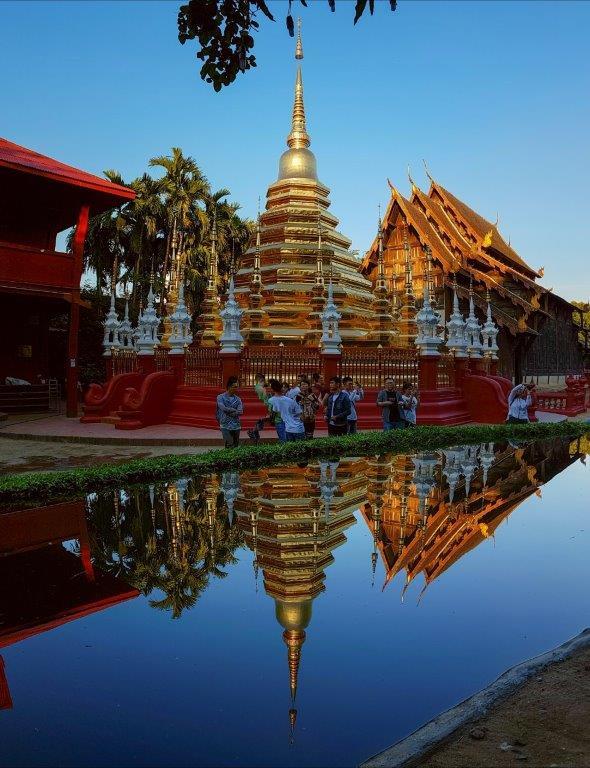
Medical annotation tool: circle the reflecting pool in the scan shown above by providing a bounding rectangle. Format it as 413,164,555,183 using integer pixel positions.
1,436,589,767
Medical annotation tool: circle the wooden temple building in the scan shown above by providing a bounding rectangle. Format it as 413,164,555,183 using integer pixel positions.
361,176,585,381
0,138,134,416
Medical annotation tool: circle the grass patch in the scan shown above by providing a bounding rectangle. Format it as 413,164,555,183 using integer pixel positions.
0,421,587,505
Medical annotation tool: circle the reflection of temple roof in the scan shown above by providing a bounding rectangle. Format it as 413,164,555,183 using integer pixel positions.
362,438,580,594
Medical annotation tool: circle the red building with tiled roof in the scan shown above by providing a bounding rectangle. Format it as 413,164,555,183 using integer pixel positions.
0,138,135,415
362,176,584,380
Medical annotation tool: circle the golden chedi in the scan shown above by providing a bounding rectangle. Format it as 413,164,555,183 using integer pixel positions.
235,21,383,345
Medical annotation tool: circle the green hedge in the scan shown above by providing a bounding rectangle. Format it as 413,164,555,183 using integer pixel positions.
0,421,587,505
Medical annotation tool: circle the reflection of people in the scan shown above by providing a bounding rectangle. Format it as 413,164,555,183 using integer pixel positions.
376,378,403,430
400,382,419,427
216,377,243,448
507,382,534,424
268,379,306,441
324,376,351,437
342,376,364,435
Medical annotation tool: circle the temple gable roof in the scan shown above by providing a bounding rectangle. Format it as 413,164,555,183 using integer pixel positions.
428,182,539,278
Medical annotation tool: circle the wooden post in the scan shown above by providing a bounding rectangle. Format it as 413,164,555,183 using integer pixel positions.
66,205,89,417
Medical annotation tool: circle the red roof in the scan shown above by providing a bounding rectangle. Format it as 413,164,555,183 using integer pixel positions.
0,137,135,202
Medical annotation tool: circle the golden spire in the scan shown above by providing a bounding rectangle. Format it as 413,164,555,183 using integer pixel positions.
283,628,306,702
287,20,309,150
251,199,262,293
207,209,217,291
376,206,387,292
295,17,303,60
278,17,317,181
287,70,310,150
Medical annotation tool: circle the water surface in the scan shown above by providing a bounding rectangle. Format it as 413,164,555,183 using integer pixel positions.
1,436,588,767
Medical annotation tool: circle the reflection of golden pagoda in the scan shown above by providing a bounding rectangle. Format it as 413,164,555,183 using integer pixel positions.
362,438,581,595
234,22,385,345
234,459,365,734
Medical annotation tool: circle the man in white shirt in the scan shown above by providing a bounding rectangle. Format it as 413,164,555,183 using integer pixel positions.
268,379,306,441
507,383,535,423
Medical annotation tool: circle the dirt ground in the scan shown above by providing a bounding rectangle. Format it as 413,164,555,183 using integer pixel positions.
421,645,590,768
0,437,209,475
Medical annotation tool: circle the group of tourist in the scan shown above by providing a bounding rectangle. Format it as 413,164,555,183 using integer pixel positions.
216,374,536,448
215,372,420,448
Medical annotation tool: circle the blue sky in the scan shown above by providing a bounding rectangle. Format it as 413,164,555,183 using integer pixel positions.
1,0,589,300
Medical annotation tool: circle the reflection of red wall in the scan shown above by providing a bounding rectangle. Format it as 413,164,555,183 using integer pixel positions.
0,657,12,710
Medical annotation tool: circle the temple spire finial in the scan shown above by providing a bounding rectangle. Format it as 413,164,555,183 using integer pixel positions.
295,17,303,60
287,19,310,150
422,159,435,183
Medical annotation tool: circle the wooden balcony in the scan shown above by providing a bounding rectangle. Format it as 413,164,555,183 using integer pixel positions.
0,240,78,297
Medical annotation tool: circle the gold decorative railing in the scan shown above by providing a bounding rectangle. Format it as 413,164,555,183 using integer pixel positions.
111,348,138,375
436,354,456,388
184,347,223,386
339,348,419,388
240,346,322,387
154,348,171,372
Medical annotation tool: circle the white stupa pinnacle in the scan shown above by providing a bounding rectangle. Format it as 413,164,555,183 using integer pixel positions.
136,277,161,354
464,281,483,358
103,282,121,355
168,279,193,353
460,444,479,497
479,442,496,486
320,279,342,354
118,293,133,348
220,276,244,353
481,290,499,360
445,277,468,358
415,270,443,356
220,471,240,526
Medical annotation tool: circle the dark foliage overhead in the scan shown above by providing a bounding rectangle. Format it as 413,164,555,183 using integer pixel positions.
178,0,397,91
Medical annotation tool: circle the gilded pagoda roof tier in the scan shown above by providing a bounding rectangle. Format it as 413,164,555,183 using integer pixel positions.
235,170,382,343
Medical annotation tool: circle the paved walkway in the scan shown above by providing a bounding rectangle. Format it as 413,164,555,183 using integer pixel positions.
0,414,329,475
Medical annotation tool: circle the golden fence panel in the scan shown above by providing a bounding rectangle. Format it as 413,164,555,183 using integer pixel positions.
436,354,456,388
339,348,419,388
111,348,138,376
184,347,223,386
240,346,322,387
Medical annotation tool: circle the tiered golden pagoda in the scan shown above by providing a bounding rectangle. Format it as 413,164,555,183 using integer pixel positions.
234,21,387,346
161,217,184,348
234,459,365,733
196,211,223,346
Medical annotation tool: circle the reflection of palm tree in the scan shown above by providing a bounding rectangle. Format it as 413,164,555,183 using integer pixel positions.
86,477,245,619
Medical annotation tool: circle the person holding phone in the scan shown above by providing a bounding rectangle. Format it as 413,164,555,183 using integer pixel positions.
506,382,535,423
